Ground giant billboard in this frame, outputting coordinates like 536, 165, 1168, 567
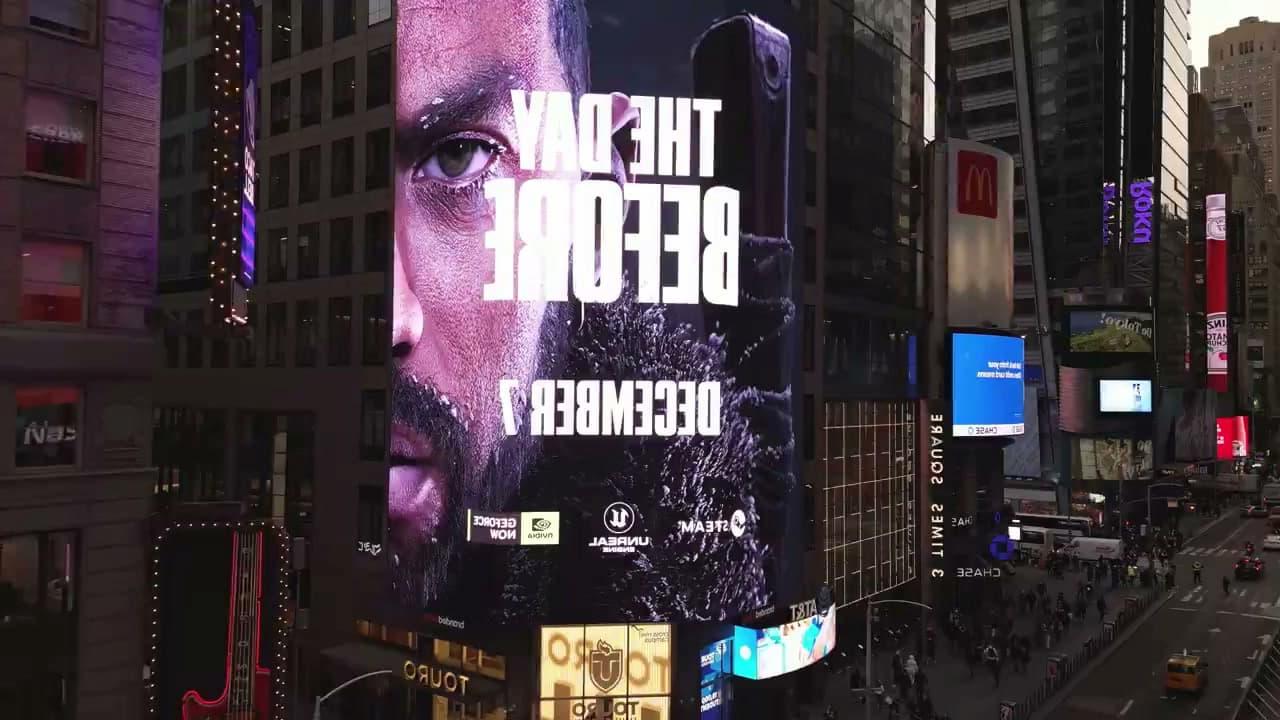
951, 332, 1025, 437
1066, 310, 1153, 354
1206, 193, 1228, 391
1217, 416, 1251, 460
388, 3, 799, 624
946, 140, 1015, 328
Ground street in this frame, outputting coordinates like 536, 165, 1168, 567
1044, 514, 1280, 720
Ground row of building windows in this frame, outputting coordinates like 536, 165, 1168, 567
268, 49, 391, 134
264, 130, 392, 208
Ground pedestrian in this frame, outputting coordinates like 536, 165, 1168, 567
966, 642, 979, 679
905, 654, 919, 687
1086, 562, 1095, 583
984, 644, 1002, 687
1096, 595, 1106, 621
925, 625, 936, 663
1193, 561, 1203, 585
849, 665, 864, 704
1224, 575, 1232, 597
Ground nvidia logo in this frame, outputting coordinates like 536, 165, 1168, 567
531, 517, 552, 532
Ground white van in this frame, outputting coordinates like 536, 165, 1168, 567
1064, 537, 1122, 562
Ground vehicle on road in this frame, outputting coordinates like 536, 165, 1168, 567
1265, 535, 1280, 551
1164, 654, 1209, 695
1263, 482, 1280, 508
1063, 537, 1122, 562
1243, 504, 1269, 518
1235, 555, 1266, 580
1014, 513, 1094, 538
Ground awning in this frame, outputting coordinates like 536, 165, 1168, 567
320, 642, 505, 701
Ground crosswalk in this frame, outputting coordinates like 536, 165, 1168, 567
1172, 584, 1280, 609
1180, 545, 1257, 557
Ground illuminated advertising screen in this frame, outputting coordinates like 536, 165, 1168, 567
151, 525, 288, 720
730, 605, 836, 680
1206, 193, 1228, 391
387, 2, 799, 624
699, 638, 732, 720
14, 386, 78, 468
1098, 380, 1152, 413
1067, 310, 1153, 353
239, 0, 258, 289
951, 332, 1025, 437
537, 624, 672, 720
1217, 416, 1251, 460
1128, 178, 1154, 244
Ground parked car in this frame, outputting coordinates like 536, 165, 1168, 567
1236, 556, 1266, 580
1264, 535, 1280, 552
1242, 505, 1269, 518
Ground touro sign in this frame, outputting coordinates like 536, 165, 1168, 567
538, 624, 672, 720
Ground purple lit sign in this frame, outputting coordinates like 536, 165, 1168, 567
1101, 181, 1118, 246
1128, 178, 1154, 244
239, 1, 259, 289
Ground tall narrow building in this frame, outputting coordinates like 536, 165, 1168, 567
0, 2, 162, 717
1203, 17, 1280, 194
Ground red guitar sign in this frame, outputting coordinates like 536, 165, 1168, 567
181, 529, 270, 720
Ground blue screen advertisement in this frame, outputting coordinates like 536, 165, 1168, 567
700, 639, 732, 720
238, 0, 258, 288
731, 605, 836, 680
951, 332, 1025, 437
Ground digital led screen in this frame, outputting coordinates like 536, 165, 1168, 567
387, 3, 800, 624
1218, 416, 1251, 460
1098, 380, 1152, 413
951, 332, 1025, 437
731, 605, 836, 680
1067, 310, 1153, 353
699, 639, 733, 720
239, 0, 259, 289
1206, 193, 1228, 391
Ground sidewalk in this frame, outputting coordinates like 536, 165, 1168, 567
817, 512, 1223, 720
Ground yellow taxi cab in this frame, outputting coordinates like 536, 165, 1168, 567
1164, 654, 1209, 694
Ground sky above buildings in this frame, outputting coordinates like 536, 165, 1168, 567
1191, 0, 1278, 67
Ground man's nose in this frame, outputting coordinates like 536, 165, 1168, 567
391, 243, 423, 359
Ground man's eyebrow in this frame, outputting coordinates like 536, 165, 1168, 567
396, 64, 529, 153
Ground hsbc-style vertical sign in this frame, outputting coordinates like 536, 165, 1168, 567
1101, 182, 1119, 246
946, 140, 1014, 328
1206, 193, 1228, 391
239, 1, 259, 289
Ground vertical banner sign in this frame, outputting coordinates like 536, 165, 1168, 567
928, 404, 947, 581
1206, 194, 1228, 391
1128, 178, 1154, 244
1101, 181, 1118, 246
946, 140, 1015, 328
239, 1, 259, 289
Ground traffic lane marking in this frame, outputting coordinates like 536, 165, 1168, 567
1119, 699, 1134, 716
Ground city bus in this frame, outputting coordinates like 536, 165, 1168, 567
1262, 482, 1280, 509
1012, 513, 1094, 539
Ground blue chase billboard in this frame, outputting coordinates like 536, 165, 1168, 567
951, 332, 1025, 437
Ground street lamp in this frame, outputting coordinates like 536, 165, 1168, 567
863, 599, 933, 720
312, 669, 395, 720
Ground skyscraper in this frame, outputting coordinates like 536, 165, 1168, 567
1203, 17, 1280, 194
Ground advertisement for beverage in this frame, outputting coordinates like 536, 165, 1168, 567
1206, 193, 1228, 391
387, 1, 800, 625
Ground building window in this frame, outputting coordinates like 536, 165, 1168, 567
803, 393, 814, 461
186, 309, 204, 368
334, 0, 355, 40
331, 136, 354, 196
191, 188, 212, 236
357, 485, 386, 548
155, 407, 227, 501
30, 0, 96, 42
266, 303, 287, 366
300, 69, 321, 127
0, 529, 78, 720
193, 54, 213, 111
296, 300, 318, 367
26, 91, 95, 182
238, 303, 257, 367
368, 0, 392, 26
192, 127, 211, 169
271, 0, 292, 61
300, 0, 323, 52
192, 0, 212, 39
366, 47, 391, 108
21, 241, 85, 325
362, 294, 386, 365
328, 297, 352, 366
298, 145, 321, 203
330, 217, 353, 276
360, 390, 386, 460
211, 337, 229, 368
268, 152, 290, 209
363, 211, 390, 272
267, 227, 289, 282
364, 128, 390, 190
160, 195, 185, 241
163, 0, 188, 48
15, 387, 80, 470
160, 135, 185, 178
270, 79, 291, 135
333, 58, 356, 118
162, 66, 187, 120
297, 222, 320, 279
803, 304, 815, 371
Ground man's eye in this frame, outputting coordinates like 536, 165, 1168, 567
413, 138, 500, 184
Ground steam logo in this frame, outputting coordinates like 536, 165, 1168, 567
730, 509, 747, 538
604, 502, 635, 534
531, 517, 552, 532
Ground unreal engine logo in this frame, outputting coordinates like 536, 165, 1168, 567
590, 502, 650, 554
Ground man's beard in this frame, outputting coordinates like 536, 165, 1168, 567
387, 372, 546, 608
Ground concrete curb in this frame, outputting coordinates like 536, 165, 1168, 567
1028, 589, 1175, 720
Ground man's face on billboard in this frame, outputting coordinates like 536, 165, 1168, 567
390, 0, 586, 599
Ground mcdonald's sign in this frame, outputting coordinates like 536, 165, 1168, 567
956, 150, 999, 218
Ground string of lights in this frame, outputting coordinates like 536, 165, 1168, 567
208, 0, 253, 327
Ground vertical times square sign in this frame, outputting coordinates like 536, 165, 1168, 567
1101, 181, 1118, 246
1128, 177, 1154, 244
